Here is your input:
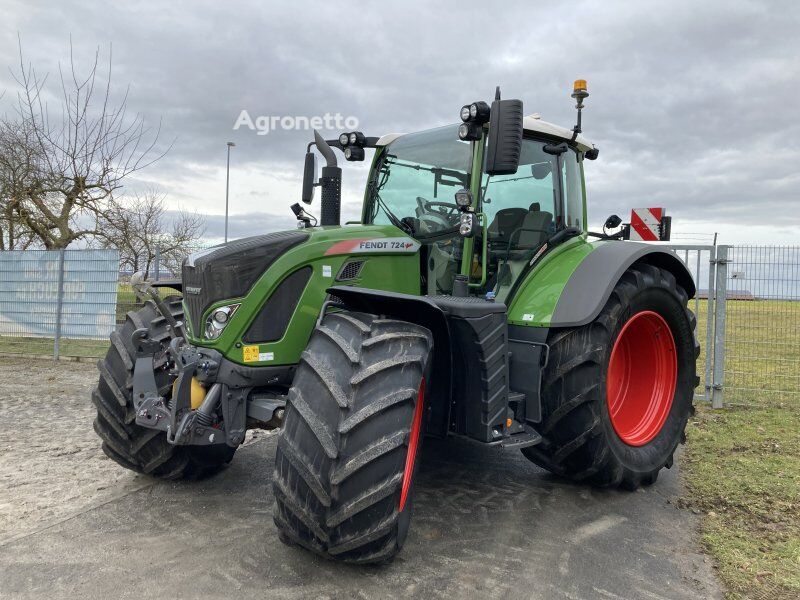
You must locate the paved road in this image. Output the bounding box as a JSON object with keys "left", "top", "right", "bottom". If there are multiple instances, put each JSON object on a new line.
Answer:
{"left": 1, "top": 431, "right": 720, "bottom": 599}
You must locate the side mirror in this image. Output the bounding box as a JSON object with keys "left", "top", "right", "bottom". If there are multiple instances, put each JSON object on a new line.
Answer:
{"left": 485, "top": 98, "right": 523, "bottom": 176}
{"left": 301, "top": 152, "right": 316, "bottom": 204}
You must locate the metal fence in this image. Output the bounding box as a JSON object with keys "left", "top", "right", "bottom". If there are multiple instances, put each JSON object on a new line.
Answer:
{"left": 666, "top": 244, "right": 721, "bottom": 406}
{"left": 722, "top": 246, "right": 800, "bottom": 407}
{"left": 0, "top": 249, "right": 119, "bottom": 359}
{"left": 671, "top": 244, "right": 800, "bottom": 409}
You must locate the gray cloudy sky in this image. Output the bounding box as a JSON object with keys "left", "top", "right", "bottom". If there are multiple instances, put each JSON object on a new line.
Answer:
{"left": 2, "top": 0, "right": 798, "bottom": 244}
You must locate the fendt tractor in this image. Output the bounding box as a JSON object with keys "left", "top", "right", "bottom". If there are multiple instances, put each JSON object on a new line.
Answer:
{"left": 93, "top": 81, "right": 699, "bottom": 564}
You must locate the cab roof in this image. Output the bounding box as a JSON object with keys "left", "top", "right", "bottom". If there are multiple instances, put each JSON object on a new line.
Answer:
{"left": 376, "top": 115, "right": 593, "bottom": 152}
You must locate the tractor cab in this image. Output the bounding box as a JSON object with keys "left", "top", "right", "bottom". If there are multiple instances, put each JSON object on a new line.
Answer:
{"left": 360, "top": 118, "right": 592, "bottom": 302}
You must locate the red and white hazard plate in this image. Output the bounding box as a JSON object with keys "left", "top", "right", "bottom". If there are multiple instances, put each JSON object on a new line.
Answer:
{"left": 629, "top": 208, "right": 664, "bottom": 241}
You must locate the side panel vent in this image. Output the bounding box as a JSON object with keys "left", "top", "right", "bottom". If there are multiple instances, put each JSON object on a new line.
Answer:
{"left": 336, "top": 260, "right": 365, "bottom": 281}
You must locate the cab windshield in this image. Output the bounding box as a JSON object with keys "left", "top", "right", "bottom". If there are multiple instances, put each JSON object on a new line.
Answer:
{"left": 365, "top": 125, "right": 471, "bottom": 238}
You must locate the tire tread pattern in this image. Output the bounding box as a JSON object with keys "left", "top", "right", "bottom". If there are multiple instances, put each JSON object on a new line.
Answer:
{"left": 273, "top": 311, "right": 431, "bottom": 564}
{"left": 522, "top": 264, "right": 698, "bottom": 489}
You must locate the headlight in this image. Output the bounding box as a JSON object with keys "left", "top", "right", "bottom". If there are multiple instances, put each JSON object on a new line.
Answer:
{"left": 205, "top": 304, "right": 239, "bottom": 340}
{"left": 458, "top": 122, "right": 481, "bottom": 141}
{"left": 339, "top": 133, "right": 350, "bottom": 146}
{"left": 454, "top": 188, "right": 473, "bottom": 210}
{"left": 459, "top": 213, "right": 476, "bottom": 237}
{"left": 460, "top": 105, "right": 471, "bottom": 122}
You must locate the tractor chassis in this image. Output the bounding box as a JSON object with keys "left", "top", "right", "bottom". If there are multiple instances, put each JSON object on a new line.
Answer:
{"left": 129, "top": 286, "right": 552, "bottom": 453}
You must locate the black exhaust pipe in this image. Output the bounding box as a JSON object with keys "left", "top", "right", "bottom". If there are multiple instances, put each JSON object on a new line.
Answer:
{"left": 314, "top": 130, "right": 342, "bottom": 226}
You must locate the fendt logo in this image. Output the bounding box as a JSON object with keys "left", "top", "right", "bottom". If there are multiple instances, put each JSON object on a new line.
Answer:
{"left": 325, "top": 237, "right": 421, "bottom": 256}
{"left": 357, "top": 240, "right": 415, "bottom": 251}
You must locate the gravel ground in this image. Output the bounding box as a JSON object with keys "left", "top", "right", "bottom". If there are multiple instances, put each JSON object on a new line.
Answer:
{"left": 0, "top": 357, "right": 152, "bottom": 544}
{"left": 0, "top": 355, "right": 723, "bottom": 599}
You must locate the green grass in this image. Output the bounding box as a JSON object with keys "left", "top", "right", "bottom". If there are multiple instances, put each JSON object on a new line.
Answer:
{"left": 686, "top": 298, "right": 800, "bottom": 598}
{"left": 693, "top": 298, "right": 800, "bottom": 406}
{"left": 682, "top": 406, "right": 800, "bottom": 598}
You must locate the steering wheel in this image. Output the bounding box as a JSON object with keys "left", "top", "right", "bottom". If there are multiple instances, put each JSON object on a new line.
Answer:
{"left": 415, "top": 197, "right": 460, "bottom": 232}
{"left": 416, "top": 197, "right": 460, "bottom": 217}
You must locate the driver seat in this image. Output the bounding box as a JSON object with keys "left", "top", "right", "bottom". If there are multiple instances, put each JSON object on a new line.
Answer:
{"left": 487, "top": 208, "right": 528, "bottom": 248}
{"left": 514, "top": 203, "right": 553, "bottom": 250}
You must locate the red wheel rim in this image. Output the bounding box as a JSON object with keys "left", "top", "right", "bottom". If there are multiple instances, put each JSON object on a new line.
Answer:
{"left": 606, "top": 311, "right": 677, "bottom": 446}
{"left": 399, "top": 378, "right": 425, "bottom": 512}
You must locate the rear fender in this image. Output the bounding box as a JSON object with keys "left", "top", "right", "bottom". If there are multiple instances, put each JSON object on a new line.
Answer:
{"left": 551, "top": 242, "right": 696, "bottom": 328}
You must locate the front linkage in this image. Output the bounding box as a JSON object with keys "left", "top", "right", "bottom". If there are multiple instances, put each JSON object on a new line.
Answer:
{"left": 129, "top": 285, "right": 288, "bottom": 451}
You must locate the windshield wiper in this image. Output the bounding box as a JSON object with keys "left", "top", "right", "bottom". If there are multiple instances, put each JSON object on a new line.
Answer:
{"left": 380, "top": 199, "right": 414, "bottom": 236}
{"left": 367, "top": 180, "right": 414, "bottom": 236}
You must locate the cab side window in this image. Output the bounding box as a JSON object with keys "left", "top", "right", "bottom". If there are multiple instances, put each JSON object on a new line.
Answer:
{"left": 562, "top": 150, "right": 585, "bottom": 230}
{"left": 482, "top": 139, "right": 558, "bottom": 225}
{"left": 482, "top": 138, "right": 558, "bottom": 251}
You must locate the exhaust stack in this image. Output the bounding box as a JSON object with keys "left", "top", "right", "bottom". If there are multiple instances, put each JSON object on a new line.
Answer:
{"left": 314, "top": 130, "right": 342, "bottom": 226}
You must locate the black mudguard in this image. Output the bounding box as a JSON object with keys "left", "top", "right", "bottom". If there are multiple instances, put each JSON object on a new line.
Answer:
{"left": 550, "top": 242, "right": 696, "bottom": 328}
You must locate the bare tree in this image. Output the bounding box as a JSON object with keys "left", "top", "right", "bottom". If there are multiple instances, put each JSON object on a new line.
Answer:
{"left": 4, "top": 38, "right": 169, "bottom": 249}
{"left": 0, "top": 117, "right": 40, "bottom": 250}
{"left": 99, "top": 190, "right": 205, "bottom": 277}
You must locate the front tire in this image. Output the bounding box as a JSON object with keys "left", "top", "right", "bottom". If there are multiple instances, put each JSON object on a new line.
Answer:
{"left": 522, "top": 263, "right": 699, "bottom": 489}
{"left": 92, "top": 297, "right": 235, "bottom": 479}
{"left": 273, "top": 311, "right": 432, "bottom": 564}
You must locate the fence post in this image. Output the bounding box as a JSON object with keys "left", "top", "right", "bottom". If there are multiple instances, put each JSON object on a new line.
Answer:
{"left": 53, "top": 248, "right": 66, "bottom": 361}
{"left": 711, "top": 245, "right": 729, "bottom": 408}
{"left": 704, "top": 246, "right": 716, "bottom": 401}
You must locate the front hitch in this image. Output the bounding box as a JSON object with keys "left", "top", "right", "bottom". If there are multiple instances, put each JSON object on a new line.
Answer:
{"left": 131, "top": 331, "right": 228, "bottom": 446}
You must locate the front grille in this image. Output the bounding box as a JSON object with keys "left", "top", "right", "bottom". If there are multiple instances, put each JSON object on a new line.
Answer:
{"left": 182, "top": 230, "right": 309, "bottom": 335}
{"left": 336, "top": 260, "right": 364, "bottom": 281}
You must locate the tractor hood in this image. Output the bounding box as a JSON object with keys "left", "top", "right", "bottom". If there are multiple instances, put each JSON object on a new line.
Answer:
{"left": 181, "top": 224, "right": 419, "bottom": 340}
{"left": 182, "top": 231, "right": 311, "bottom": 336}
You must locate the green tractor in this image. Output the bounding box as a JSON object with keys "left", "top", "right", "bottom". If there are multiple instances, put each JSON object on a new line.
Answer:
{"left": 93, "top": 81, "right": 698, "bottom": 564}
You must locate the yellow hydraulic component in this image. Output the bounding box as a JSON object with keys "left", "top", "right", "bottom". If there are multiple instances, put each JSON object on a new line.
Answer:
{"left": 171, "top": 377, "right": 207, "bottom": 410}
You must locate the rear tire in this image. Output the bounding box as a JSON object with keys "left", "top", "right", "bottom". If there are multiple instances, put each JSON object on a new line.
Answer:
{"left": 273, "top": 310, "right": 432, "bottom": 564}
{"left": 522, "top": 264, "right": 699, "bottom": 489}
{"left": 92, "top": 297, "right": 235, "bottom": 479}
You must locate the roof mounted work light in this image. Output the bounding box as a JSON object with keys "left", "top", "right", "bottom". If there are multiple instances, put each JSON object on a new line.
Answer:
{"left": 344, "top": 146, "right": 365, "bottom": 161}
{"left": 460, "top": 101, "right": 490, "bottom": 125}
{"left": 458, "top": 122, "right": 481, "bottom": 141}
{"left": 468, "top": 101, "right": 490, "bottom": 124}
{"left": 348, "top": 131, "right": 366, "bottom": 146}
